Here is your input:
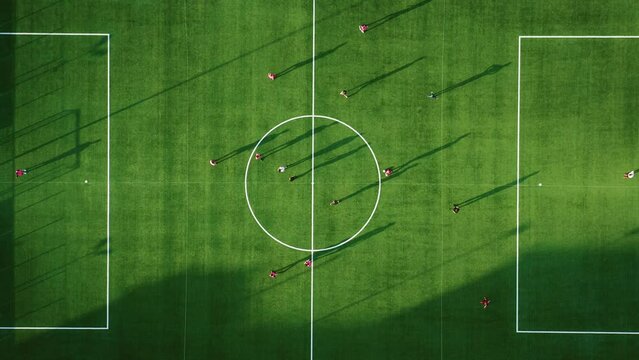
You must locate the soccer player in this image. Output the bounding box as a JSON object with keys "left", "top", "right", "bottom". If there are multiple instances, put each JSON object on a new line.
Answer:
{"left": 304, "top": 259, "right": 312, "bottom": 267}
{"left": 330, "top": 199, "right": 340, "bottom": 206}
{"left": 428, "top": 92, "right": 437, "bottom": 99}
{"left": 624, "top": 170, "right": 635, "bottom": 179}
{"left": 255, "top": 153, "right": 263, "bottom": 161}
{"left": 384, "top": 168, "right": 393, "bottom": 177}
{"left": 340, "top": 90, "right": 349, "bottom": 99}
{"left": 359, "top": 24, "right": 368, "bottom": 33}
{"left": 480, "top": 297, "right": 491, "bottom": 309}
{"left": 289, "top": 175, "right": 297, "bottom": 182}
{"left": 269, "top": 270, "right": 278, "bottom": 278}
{"left": 267, "top": 72, "right": 277, "bottom": 80}
{"left": 15, "top": 169, "right": 28, "bottom": 177}
{"left": 277, "top": 165, "right": 287, "bottom": 173}
{"left": 209, "top": 159, "right": 218, "bottom": 167}
{"left": 452, "top": 204, "right": 460, "bottom": 214}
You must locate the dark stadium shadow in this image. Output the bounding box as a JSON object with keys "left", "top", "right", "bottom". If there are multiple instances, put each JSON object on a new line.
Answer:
{"left": 295, "top": 144, "right": 368, "bottom": 179}
{"left": 276, "top": 42, "right": 347, "bottom": 78}
{"left": 456, "top": 171, "right": 539, "bottom": 209}
{"left": 262, "top": 122, "right": 337, "bottom": 159}
{"left": 367, "top": 0, "right": 432, "bottom": 31}
{"left": 434, "top": 62, "right": 511, "bottom": 96}
{"left": 348, "top": 57, "right": 425, "bottom": 97}
{"left": 30, "top": 140, "right": 100, "bottom": 171}
{"left": 0, "top": 0, "right": 62, "bottom": 28}
{"left": 105, "top": 2, "right": 364, "bottom": 121}
{"left": 289, "top": 133, "right": 360, "bottom": 168}
{"left": 0, "top": 13, "right": 16, "bottom": 338}
{"left": 217, "top": 129, "right": 288, "bottom": 164}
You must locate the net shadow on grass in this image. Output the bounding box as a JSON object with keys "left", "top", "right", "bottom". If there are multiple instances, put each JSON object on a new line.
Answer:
{"left": 433, "top": 62, "right": 511, "bottom": 97}
{"left": 276, "top": 42, "right": 347, "bottom": 78}
{"left": 366, "top": 0, "right": 433, "bottom": 31}
{"left": 347, "top": 57, "right": 425, "bottom": 98}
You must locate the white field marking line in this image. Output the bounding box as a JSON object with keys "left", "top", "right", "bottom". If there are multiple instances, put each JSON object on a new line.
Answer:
{"left": 310, "top": 0, "right": 316, "bottom": 359}
{"left": 0, "top": 327, "right": 108, "bottom": 330}
{"left": 516, "top": 35, "right": 521, "bottom": 333}
{"left": 520, "top": 35, "right": 639, "bottom": 39}
{"left": 182, "top": 3, "right": 190, "bottom": 358}
{"left": 0, "top": 32, "right": 110, "bottom": 331}
{"left": 518, "top": 330, "right": 639, "bottom": 335}
{"left": 244, "top": 115, "right": 382, "bottom": 253}
{"left": 0, "top": 32, "right": 109, "bottom": 36}
{"left": 516, "top": 35, "right": 639, "bottom": 335}
{"left": 439, "top": 0, "right": 446, "bottom": 358}
{"left": 106, "top": 33, "right": 111, "bottom": 330}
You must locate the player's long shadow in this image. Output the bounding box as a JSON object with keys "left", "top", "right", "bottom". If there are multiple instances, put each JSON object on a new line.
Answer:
{"left": 456, "top": 171, "right": 540, "bottom": 208}
{"left": 275, "top": 222, "right": 396, "bottom": 273}
{"left": 367, "top": 0, "right": 432, "bottom": 31}
{"left": 295, "top": 144, "right": 368, "bottom": 179}
{"left": 103, "top": 1, "right": 364, "bottom": 121}
{"left": 15, "top": 190, "right": 64, "bottom": 214}
{"left": 262, "top": 122, "right": 336, "bottom": 159}
{"left": 217, "top": 129, "right": 288, "bottom": 164}
{"left": 348, "top": 57, "right": 425, "bottom": 97}
{"left": 288, "top": 133, "right": 360, "bottom": 168}
{"left": 277, "top": 42, "right": 347, "bottom": 78}
{"left": 30, "top": 139, "right": 100, "bottom": 171}
{"left": 434, "top": 62, "right": 511, "bottom": 96}
{"left": 340, "top": 133, "right": 470, "bottom": 202}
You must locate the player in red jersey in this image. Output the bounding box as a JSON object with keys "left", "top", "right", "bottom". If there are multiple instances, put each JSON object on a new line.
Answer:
{"left": 15, "top": 169, "right": 28, "bottom": 177}
{"left": 480, "top": 297, "right": 491, "bottom": 309}
{"left": 359, "top": 24, "right": 368, "bottom": 33}
{"left": 304, "top": 259, "right": 312, "bottom": 267}
{"left": 267, "top": 72, "right": 277, "bottom": 80}
{"left": 384, "top": 168, "right": 393, "bottom": 177}
{"left": 255, "top": 153, "right": 263, "bottom": 161}
{"left": 269, "top": 270, "right": 278, "bottom": 278}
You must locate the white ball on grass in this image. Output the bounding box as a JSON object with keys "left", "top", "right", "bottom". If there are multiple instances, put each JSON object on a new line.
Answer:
{"left": 84, "top": 180, "right": 88, "bottom": 183}
{"left": 538, "top": 183, "right": 542, "bottom": 186}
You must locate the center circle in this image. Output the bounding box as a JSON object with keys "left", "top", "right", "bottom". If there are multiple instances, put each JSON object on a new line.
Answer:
{"left": 244, "top": 114, "right": 382, "bottom": 252}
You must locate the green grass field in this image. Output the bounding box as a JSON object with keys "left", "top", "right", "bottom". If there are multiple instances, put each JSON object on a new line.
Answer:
{"left": 1, "top": 0, "right": 638, "bottom": 359}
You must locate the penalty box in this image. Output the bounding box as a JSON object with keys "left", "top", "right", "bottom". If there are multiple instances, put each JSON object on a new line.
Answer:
{"left": 516, "top": 35, "right": 639, "bottom": 335}
{"left": 0, "top": 32, "right": 111, "bottom": 331}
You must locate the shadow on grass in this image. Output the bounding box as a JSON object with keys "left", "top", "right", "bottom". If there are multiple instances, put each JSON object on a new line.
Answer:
{"left": 262, "top": 122, "right": 336, "bottom": 159}
{"left": 456, "top": 171, "right": 539, "bottom": 209}
{"left": 276, "top": 42, "right": 346, "bottom": 78}
{"left": 295, "top": 144, "right": 368, "bottom": 179}
{"left": 367, "top": 0, "right": 432, "bottom": 31}
{"left": 340, "top": 134, "right": 470, "bottom": 203}
{"left": 289, "top": 133, "right": 360, "bottom": 168}
{"left": 348, "top": 57, "right": 425, "bottom": 97}
{"left": 434, "top": 62, "right": 511, "bottom": 96}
